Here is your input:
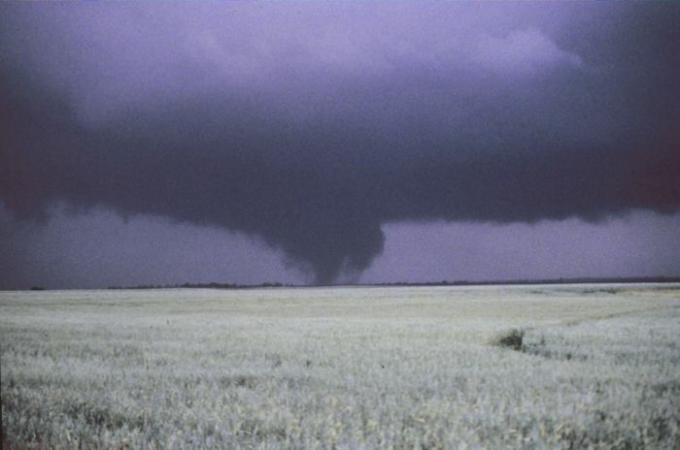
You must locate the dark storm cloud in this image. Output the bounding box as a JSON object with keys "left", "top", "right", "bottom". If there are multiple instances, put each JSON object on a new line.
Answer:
{"left": 1, "top": 2, "right": 679, "bottom": 284}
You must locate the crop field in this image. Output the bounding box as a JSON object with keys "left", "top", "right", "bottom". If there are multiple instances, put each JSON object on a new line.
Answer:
{"left": 1, "top": 284, "right": 680, "bottom": 449}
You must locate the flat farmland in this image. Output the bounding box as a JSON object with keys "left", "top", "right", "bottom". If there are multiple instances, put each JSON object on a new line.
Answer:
{"left": 1, "top": 284, "right": 679, "bottom": 449}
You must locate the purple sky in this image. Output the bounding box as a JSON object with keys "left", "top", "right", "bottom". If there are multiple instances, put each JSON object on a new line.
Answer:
{"left": 1, "top": 2, "right": 679, "bottom": 288}
{"left": 2, "top": 205, "right": 678, "bottom": 289}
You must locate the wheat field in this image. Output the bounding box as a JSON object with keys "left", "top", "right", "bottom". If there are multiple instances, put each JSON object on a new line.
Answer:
{"left": 1, "top": 284, "right": 679, "bottom": 449}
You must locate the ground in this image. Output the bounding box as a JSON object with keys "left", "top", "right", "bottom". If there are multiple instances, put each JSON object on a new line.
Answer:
{"left": 1, "top": 284, "right": 679, "bottom": 449}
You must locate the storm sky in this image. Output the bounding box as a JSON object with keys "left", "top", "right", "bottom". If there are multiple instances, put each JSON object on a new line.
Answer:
{"left": 1, "top": 2, "right": 679, "bottom": 288}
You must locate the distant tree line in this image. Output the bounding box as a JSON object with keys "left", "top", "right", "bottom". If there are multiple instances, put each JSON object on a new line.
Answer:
{"left": 104, "top": 276, "right": 680, "bottom": 291}
{"left": 107, "top": 282, "right": 288, "bottom": 290}
{"left": 16, "top": 276, "right": 679, "bottom": 291}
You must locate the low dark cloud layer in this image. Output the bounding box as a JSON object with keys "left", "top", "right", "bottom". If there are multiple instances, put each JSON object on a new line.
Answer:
{"left": 2, "top": 3, "right": 679, "bottom": 284}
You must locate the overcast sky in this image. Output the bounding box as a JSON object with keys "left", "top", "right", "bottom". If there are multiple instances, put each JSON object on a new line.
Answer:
{"left": 1, "top": 2, "right": 679, "bottom": 289}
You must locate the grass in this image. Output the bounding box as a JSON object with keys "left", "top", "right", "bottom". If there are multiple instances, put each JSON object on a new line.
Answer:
{"left": 1, "top": 284, "right": 680, "bottom": 449}
{"left": 491, "top": 328, "right": 525, "bottom": 351}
